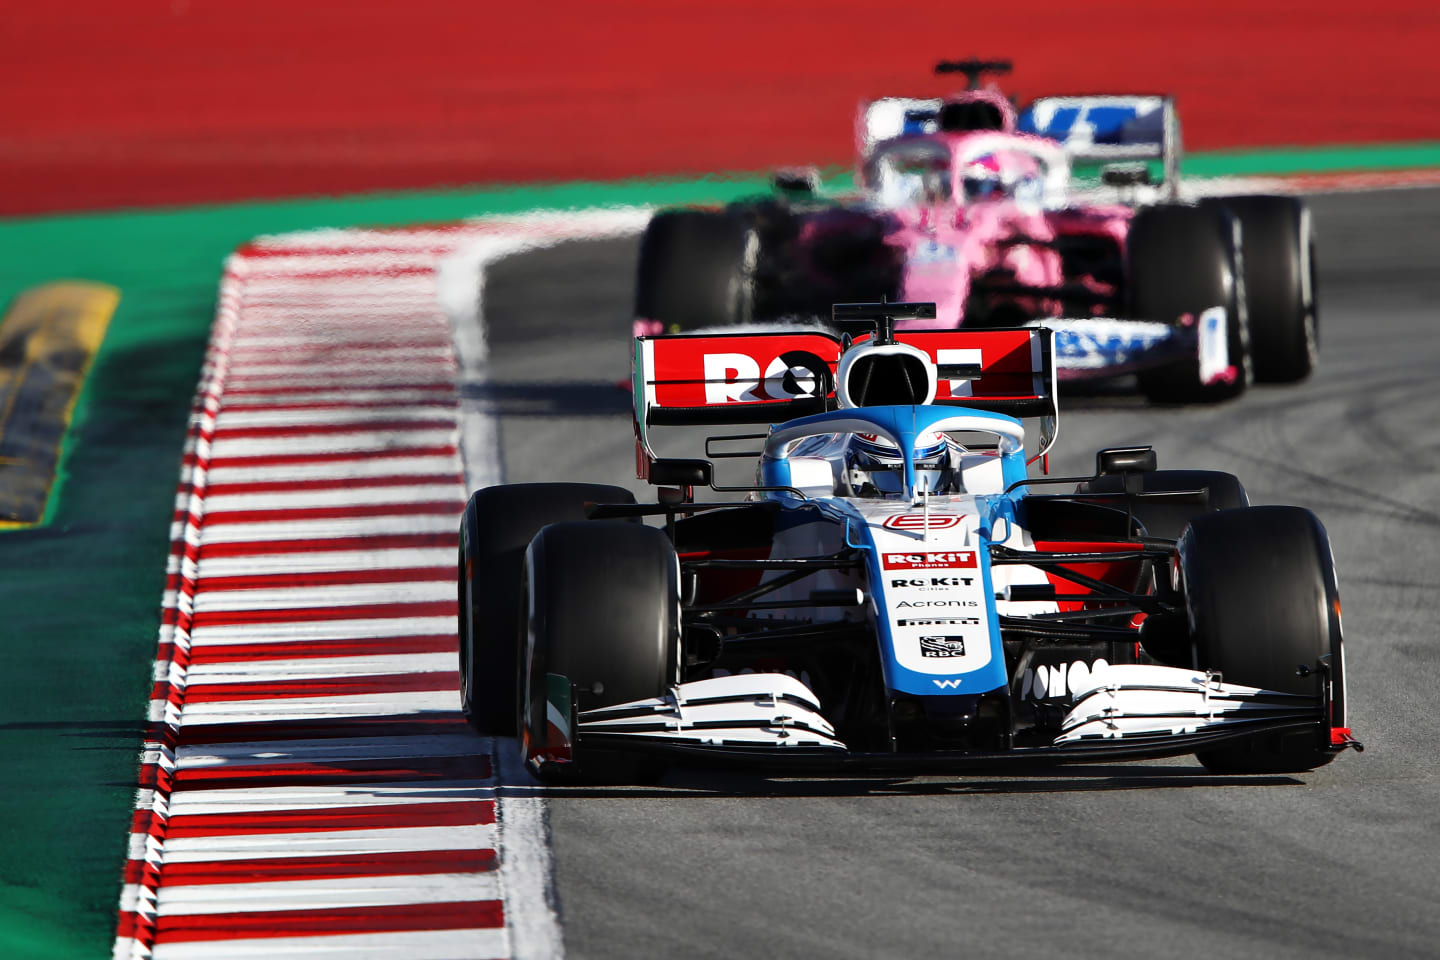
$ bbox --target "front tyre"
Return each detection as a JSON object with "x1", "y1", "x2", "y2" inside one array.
[
  {"x1": 1177, "y1": 506, "x2": 1346, "y2": 773},
  {"x1": 1203, "y1": 195, "x2": 1318, "y2": 383},
  {"x1": 521, "y1": 521, "x2": 680, "y2": 784},
  {"x1": 1128, "y1": 204, "x2": 1251, "y2": 404},
  {"x1": 458, "y1": 483, "x2": 636, "y2": 736}
]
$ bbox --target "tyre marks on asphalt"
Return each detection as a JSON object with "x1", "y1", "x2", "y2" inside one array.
[{"x1": 115, "y1": 212, "x2": 649, "y2": 960}]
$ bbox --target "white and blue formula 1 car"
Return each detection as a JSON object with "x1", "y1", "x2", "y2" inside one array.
[{"x1": 458, "y1": 302, "x2": 1359, "y2": 783}]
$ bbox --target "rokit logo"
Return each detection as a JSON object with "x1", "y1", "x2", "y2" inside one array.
[
  {"x1": 701, "y1": 350, "x2": 832, "y2": 404},
  {"x1": 890, "y1": 576, "x2": 974, "y2": 589},
  {"x1": 897, "y1": 617, "x2": 981, "y2": 628},
  {"x1": 882, "y1": 514, "x2": 963, "y2": 531},
  {"x1": 919, "y1": 635, "x2": 966, "y2": 658},
  {"x1": 883, "y1": 551, "x2": 977, "y2": 570}
]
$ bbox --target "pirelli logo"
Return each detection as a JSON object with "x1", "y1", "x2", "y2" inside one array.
[{"x1": 883, "y1": 550, "x2": 977, "y2": 570}]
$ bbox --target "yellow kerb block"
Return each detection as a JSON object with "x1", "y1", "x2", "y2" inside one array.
[{"x1": 0, "y1": 281, "x2": 120, "y2": 527}]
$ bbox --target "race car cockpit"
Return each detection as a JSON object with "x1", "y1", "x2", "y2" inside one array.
[
  {"x1": 780, "y1": 429, "x2": 971, "y2": 499},
  {"x1": 866, "y1": 139, "x2": 953, "y2": 208}
]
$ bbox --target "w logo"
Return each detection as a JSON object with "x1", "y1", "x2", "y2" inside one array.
[{"x1": 932, "y1": 678, "x2": 963, "y2": 690}]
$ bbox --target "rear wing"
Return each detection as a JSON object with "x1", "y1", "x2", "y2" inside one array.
[
  {"x1": 857, "y1": 59, "x2": 1016, "y2": 155},
  {"x1": 857, "y1": 97, "x2": 943, "y2": 155},
  {"x1": 632, "y1": 327, "x2": 1057, "y2": 477},
  {"x1": 1017, "y1": 95, "x2": 1181, "y2": 198}
]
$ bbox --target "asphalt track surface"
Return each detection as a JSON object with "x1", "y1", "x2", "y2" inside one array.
[{"x1": 483, "y1": 189, "x2": 1440, "y2": 960}]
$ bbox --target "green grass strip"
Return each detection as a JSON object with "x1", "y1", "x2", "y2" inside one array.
[{"x1": 1184, "y1": 140, "x2": 1440, "y2": 178}]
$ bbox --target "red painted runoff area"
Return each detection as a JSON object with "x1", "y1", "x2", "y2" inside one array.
[{"x1": 3, "y1": 0, "x2": 1438, "y2": 214}]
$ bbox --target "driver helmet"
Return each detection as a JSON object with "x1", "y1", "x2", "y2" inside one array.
[
  {"x1": 961, "y1": 153, "x2": 1006, "y2": 202},
  {"x1": 843, "y1": 430, "x2": 962, "y2": 498},
  {"x1": 921, "y1": 165, "x2": 950, "y2": 204}
]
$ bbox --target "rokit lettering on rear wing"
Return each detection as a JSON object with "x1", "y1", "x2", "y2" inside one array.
[{"x1": 632, "y1": 327, "x2": 1057, "y2": 473}]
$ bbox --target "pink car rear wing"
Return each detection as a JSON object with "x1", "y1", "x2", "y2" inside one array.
[{"x1": 1018, "y1": 94, "x2": 1182, "y2": 199}]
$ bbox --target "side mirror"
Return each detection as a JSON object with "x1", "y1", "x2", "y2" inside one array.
[
  {"x1": 648, "y1": 458, "x2": 713, "y2": 487},
  {"x1": 771, "y1": 166, "x2": 822, "y2": 197},
  {"x1": 1100, "y1": 163, "x2": 1152, "y2": 187},
  {"x1": 1096, "y1": 446, "x2": 1157, "y2": 476}
]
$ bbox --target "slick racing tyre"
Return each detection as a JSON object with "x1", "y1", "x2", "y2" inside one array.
[
  {"x1": 1202, "y1": 195, "x2": 1318, "y2": 383},
  {"x1": 1076, "y1": 469, "x2": 1248, "y2": 540},
  {"x1": 521, "y1": 521, "x2": 680, "y2": 784},
  {"x1": 458, "y1": 483, "x2": 635, "y2": 736},
  {"x1": 634, "y1": 209, "x2": 756, "y2": 331},
  {"x1": 1127, "y1": 204, "x2": 1251, "y2": 404},
  {"x1": 1177, "y1": 506, "x2": 1346, "y2": 773}
]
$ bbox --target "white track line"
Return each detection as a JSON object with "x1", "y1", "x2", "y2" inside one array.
[
  {"x1": 214, "y1": 407, "x2": 459, "y2": 428},
  {"x1": 193, "y1": 515, "x2": 459, "y2": 542},
  {"x1": 167, "y1": 692, "x2": 458, "y2": 724},
  {"x1": 203, "y1": 431, "x2": 458, "y2": 457},
  {"x1": 149, "y1": 929, "x2": 508, "y2": 960},
  {"x1": 192, "y1": 583, "x2": 454, "y2": 611},
  {"x1": 150, "y1": 825, "x2": 493, "y2": 860},
  {"x1": 204, "y1": 457, "x2": 461, "y2": 484},
  {"x1": 179, "y1": 735, "x2": 482, "y2": 768},
  {"x1": 195, "y1": 550, "x2": 454, "y2": 578},
  {"x1": 220, "y1": 390, "x2": 458, "y2": 408},
  {"x1": 183, "y1": 654, "x2": 456, "y2": 683},
  {"x1": 169, "y1": 783, "x2": 496, "y2": 813},
  {"x1": 187, "y1": 617, "x2": 457, "y2": 645},
  {"x1": 153, "y1": 875, "x2": 501, "y2": 915},
  {"x1": 203, "y1": 486, "x2": 463, "y2": 511}
]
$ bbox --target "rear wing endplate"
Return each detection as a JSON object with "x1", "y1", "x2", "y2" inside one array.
[{"x1": 857, "y1": 97, "x2": 943, "y2": 155}]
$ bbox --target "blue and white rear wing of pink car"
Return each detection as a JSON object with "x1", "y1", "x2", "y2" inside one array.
[
  {"x1": 1018, "y1": 94, "x2": 1182, "y2": 198},
  {"x1": 1040, "y1": 310, "x2": 1231, "y2": 386}
]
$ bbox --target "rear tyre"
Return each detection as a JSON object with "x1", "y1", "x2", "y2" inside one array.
[
  {"x1": 1127, "y1": 204, "x2": 1250, "y2": 403},
  {"x1": 634, "y1": 209, "x2": 755, "y2": 331},
  {"x1": 458, "y1": 483, "x2": 636, "y2": 736},
  {"x1": 1177, "y1": 506, "x2": 1346, "y2": 773},
  {"x1": 1203, "y1": 195, "x2": 1317, "y2": 383},
  {"x1": 1075, "y1": 469, "x2": 1248, "y2": 540},
  {"x1": 521, "y1": 521, "x2": 680, "y2": 784}
]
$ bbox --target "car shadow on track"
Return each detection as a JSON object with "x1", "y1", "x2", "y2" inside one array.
[
  {"x1": 461, "y1": 381, "x2": 632, "y2": 417},
  {"x1": 530, "y1": 763, "x2": 1305, "y2": 799},
  {"x1": 438, "y1": 736, "x2": 1309, "y2": 799},
  {"x1": 1053, "y1": 376, "x2": 1158, "y2": 412}
]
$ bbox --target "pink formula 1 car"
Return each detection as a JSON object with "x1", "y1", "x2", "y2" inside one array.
[{"x1": 635, "y1": 63, "x2": 1317, "y2": 403}]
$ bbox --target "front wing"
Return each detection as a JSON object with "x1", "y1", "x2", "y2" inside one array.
[{"x1": 531, "y1": 665, "x2": 1340, "y2": 773}]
